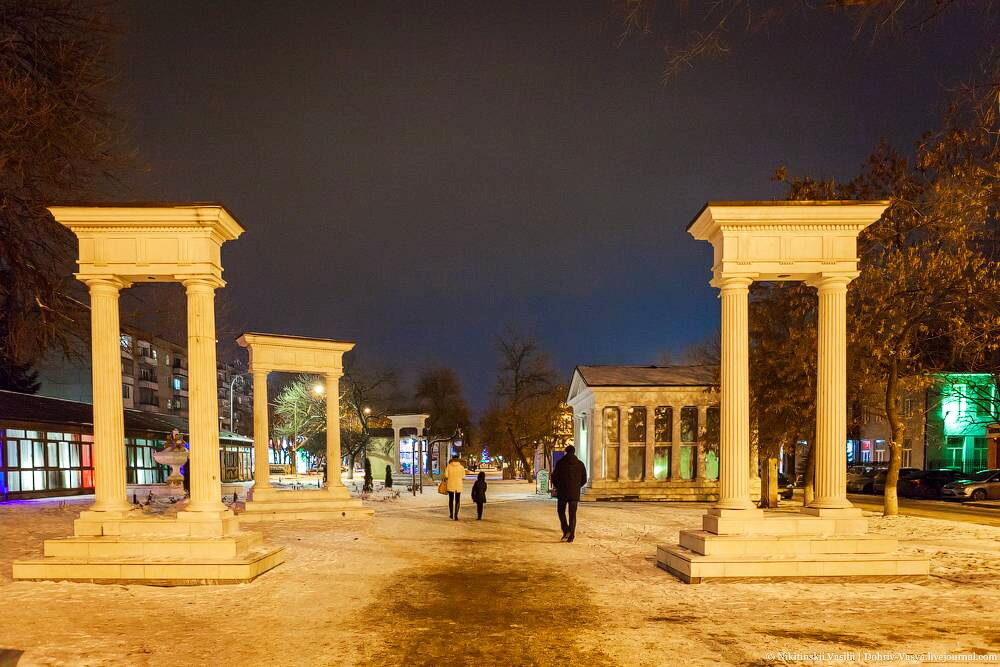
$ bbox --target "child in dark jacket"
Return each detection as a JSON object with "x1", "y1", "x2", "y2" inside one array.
[{"x1": 471, "y1": 471, "x2": 487, "y2": 520}]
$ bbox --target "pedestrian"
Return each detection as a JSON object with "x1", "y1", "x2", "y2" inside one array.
[
  {"x1": 444, "y1": 456, "x2": 467, "y2": 520},
  {"x1": 471, "y1": 471, "x2": 487, "y2": 520},
  {"x1": 549, "y1": 445, "x2": 587, "y2": 543}
]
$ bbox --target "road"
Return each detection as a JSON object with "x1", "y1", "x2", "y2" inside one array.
[{"x1": 845, "y1": 492, "x2": 1000, "y2": 527}]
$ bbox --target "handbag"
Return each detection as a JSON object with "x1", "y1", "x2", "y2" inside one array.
[{"x1": 437, "y1": 479, "x2": 448, "y2": 495}]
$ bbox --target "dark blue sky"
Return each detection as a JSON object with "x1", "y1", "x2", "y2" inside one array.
[{"x1": 116, "y1": 1, "x2": 993, "y2": 411}]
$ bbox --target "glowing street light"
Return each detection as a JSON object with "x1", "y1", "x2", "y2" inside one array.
[{"x1": 313, "y1": 383, "x2": 324, "y2": 395}]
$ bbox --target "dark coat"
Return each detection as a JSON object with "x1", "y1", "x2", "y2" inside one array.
[
  {"x1": 551, "y1": 453, "x2": 587, "y2": 501},
  {"x1": 471, "y1": 478, "x2": 487, "y2": 503}
]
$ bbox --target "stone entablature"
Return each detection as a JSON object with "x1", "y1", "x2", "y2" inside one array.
[
  {"x1": 50, "y1": 204, "x2": 242, "y2": 284},
  {"x1": 688, "y1": 201, "x2": 888, "y2": 282}
]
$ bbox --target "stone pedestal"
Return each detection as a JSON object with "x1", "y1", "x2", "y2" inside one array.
[
  {"x1": 583, "y1": 479, "x2": 719, "y2": 502},
  {"x1": 13, "y1": 510, "x2": 284, "y2": 585},
  {"x1": 240, "y1": 487, "x2": 373, "y2": 522},
  {"x1": 657, "y1": 508, "x2": 928, "y2": 583}
]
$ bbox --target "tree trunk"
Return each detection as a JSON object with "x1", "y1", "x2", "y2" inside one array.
[
  {"x1": 803, "y1": 441, "x2": 816, "y2": 506},
  {"x1": 759, "y1": 457, "x2": 779, "y2": 508},
  {"x1": 515, "y1": 446, "x2": 534, "y2": 482},
  {"x1": 347, "y1": 452, "x2": 356, "y2": 479},
  {"x1": 883, "y1": 359, "x2": 904, "y2": 516}
]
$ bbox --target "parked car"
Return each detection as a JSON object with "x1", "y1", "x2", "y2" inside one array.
[
  {"x1": 898, "y1": 469, "x2": 963, "y2": 499},
  {"x1": 872, "y1": 468, "x2": 922, "y2": 495},
  {"x1": 777, "y1": 473, "x2": 794, "y2": 500},
  {"x1": 846, "y1": 465, "x2": 886, "y2": 494},
  {"x1": 941, "y1": 469, "x2": 1000, "y2": 501}
]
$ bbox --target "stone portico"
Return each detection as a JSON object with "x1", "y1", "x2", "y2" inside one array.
[
  {"x1": 236, "y1": 333, "x2": 373, "y2": 521},
  {"x1": 13, "y1": 204, "x2": 284, "y2": 585},
  {"x1": 657, "y1": 200, "x2": 929, "y2": 583},
  {"x1": 568, "y1": 365, "x2": 727, "y2": 501}
]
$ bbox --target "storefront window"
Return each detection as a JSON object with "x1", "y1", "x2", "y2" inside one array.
[
  {"x1": 627, "y1": 407, "x2": 646, "y2": 443},
  {"x1": 680, "y1": 407, "x2": 698, "y2": 443},
  {"x1": 654, "y1": 407, "x2": 672, "y2": 443},
  {"x1": 603, "y1": 407, "x2": 620, "y2": 444},
  {"x1": 603, "y1": 407, "x2": 620, "y2": 481},
  {"x1": 653, "y1": 446, "x2": 670, "y2": 480}
]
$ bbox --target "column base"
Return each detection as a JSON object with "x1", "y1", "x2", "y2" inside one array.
[
  {"x1": 14, "y1": 509, "x2": 284, "y2": 585},
  {"x1": 657, "y1": 507, "x2": 928, "y2": 584},
  {"x1": 800, "y1": 506, "x2": 864, "y2": 519},
  {"x1": 240, "y1": 487, "x2": 373, "y2": 522},
  {"x1": 707, "y1": 507, "x2": 763, "y2": 519}
]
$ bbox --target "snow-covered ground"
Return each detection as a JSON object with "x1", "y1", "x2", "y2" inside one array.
[{"x1": 1, "y1": 480, "x2": 999, "y2": 666}]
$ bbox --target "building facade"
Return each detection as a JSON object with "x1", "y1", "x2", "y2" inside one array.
[
  {"x1": 0, "y1": 390, "x2": 253, "y2": 500},
  {"x1": 40, "y1": 325, "x2": 254, "y2": 436},
  {"x1": 567, "y1": 366, "x2": 722, "y2": 501},
  {"x1": 853, "y1": 373, "x2": 998, "y2": 473}
]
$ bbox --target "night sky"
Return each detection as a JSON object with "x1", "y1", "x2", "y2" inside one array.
[{"x1": 116, "y1": 1, "x2": 992, "y2": 410}]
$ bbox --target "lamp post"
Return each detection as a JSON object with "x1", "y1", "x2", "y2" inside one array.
[{"x1": 228, "y1": 373, "x2": 246, "y2": 435}]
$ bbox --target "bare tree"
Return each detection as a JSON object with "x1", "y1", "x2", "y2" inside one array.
[
  {"x1": 1, "y1": 0, "x2": 128, "y2": 389},
  {"x1": 774, "y1": 65, "x2": 1000, "y2": 515},
  {"x1": 613, "y1": 0, "x2": 990, "y2": 80},
  {"x1": 484, "y1": 330, "x2": 565, "y2": 481}
]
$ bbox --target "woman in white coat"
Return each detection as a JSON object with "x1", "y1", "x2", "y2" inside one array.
[{"x1": 444, "y1": 456, "x2": 467, "y2": 520}]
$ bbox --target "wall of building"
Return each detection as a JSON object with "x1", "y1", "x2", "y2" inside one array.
[{"x1": 569, "y1": 384, "x2": 721, "y2": 501}]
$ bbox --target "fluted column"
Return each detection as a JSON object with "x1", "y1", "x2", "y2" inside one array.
[
  {"x1": 592, "y1": 406, "x2": 605, "y2": 481},
  {"x1": 252, "y1": 369, "x2": 271, "y2": 491},
  {"x1": 809, "y1": 274, "x2": 855, "y2": 509},
  {"x1": 86, "y1": 278, "x2": 133, "y2": 513},
  {"x1": 183, "y1": 278, "x2": 227, "y2": 513},
  {"x1": 715, "y1": 276, "x2": 756, "y2": 510},
  {"x1": 324, "y1": 371, "x2": 348, "y2": 497}
]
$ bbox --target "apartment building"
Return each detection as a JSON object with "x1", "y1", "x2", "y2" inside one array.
[{"x1": 40, "y1": 327, "x2": 254, "y2": 436}]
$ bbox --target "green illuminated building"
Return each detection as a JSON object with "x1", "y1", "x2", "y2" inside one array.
[{"x1": 925, "y1": 373, "x2": 998, "y2": 473}]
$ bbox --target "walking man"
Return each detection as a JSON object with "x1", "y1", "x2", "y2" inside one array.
[{"x1": 550, "y1": 445, "x2": 587, "y2": 542}]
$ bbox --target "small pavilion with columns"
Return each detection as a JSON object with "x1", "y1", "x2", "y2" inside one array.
[
  {"x1": 567, "y1": 365, "x2": 737, "y2": 501},
  {"x1": 236, "y1": 333, "x2": 373, "y2": 521},
  {"x1": 13, "y1": 204, "x2": 285, "y2": 584},
  {"x1": 388, "y1": 414, "x2": 429, "y2": 475},
  {"x1": 657, "y1": 200, "x2": 929, "y2": 583}
]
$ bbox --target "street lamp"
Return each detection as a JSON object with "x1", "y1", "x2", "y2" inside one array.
[{"x1": 228, "y1": 373, "x2": 247, "y2": 434}]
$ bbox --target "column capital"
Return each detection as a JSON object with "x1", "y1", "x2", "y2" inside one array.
[
  {"x1": 806, "y1": 272, "x2": 858, "y2": 290},
  {"x1": 710, "y1": 274, "x2": 756, "y2": 291},
  {"x1": 182, "y1": 275, "x2": 226, "y2": 290},
  {"x1": 323, "y1": 370, "x2": 344, "y2": 380},
  {"x1": 82, "y1": 276, "x2": 131, "y2": 291}
]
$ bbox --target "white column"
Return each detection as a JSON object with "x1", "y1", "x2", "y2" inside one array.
[
  {"x1": 325, "y1": 371, "x2": 348, "y2": 497},
  {"x1": 252, "y1": 369, "x2": 271, "y2": 491},
  {"x1": 86, "y1": 278, "x2": 133, "y2": 514},
  {"x1": 714, "y1": 276, "x2": 756, "y2": 511},
  {"x1": 591, "y1": 406, "x2": 604, "y2": 481},
  {"x1": 183, "y1": 278, "x2": 227, "y2": 513},
  {"x1": 809, "y1": 274, "x2": 855, "y2": 510},
  {"x1": 392, "y1": 427, "x2": 400, "y2": 472}
]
